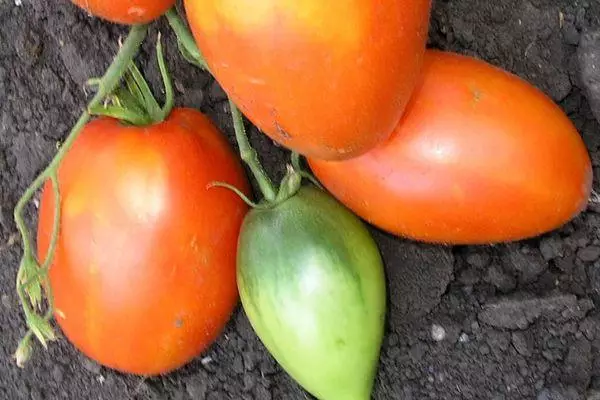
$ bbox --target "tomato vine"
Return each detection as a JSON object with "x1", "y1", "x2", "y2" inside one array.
[{"x1": 13, "y1": 24, "x2": 149, "y2": 367}]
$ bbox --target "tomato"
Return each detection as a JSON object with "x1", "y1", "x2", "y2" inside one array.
[
  {"x1": 70, "y1": 0, "x2": 175, "y2": 24},
  {"x1": 237, "y1": 184, "x2": 386, "y2": 399},
  {"x1": 309, "y1": 50, "x2": 593, "y2": 245},
  {"x1": 183, "y1": 0, "x2": 432, "y2": 161},
  {"x1": 37, "y1": 108, "x2": 250, "y2": 375}
]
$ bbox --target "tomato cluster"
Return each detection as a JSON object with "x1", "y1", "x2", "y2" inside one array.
[{"x1": 15, "y1": 1, "x2": 592, "y2": 399}]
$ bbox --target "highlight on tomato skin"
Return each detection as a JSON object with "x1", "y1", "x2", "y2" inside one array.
[
  {"x1": 70, "y1": 0, "x2": 176, "y2": 25},
  {"x1": 36, "y1": 108, "x2": 251, "y2": 376},
  {"x1": 308, "y1": 50, "x2": 594, "y2": 245},
  {"x1": 183, "y1": 0, "x2": 433, "y2": 161}
]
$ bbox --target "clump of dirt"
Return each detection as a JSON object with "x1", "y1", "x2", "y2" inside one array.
[{"x1": 1, "y1": 0, "x2": 599, "y2": 399}]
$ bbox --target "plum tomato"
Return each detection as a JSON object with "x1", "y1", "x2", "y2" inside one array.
[
  {"x1": 37, "y1": 108, "x2": 250, "y2": 375},
  {"x1": 183, "y1": 0, "x2": 433, "y2": 161},
  {"x1": 309, "y1": 50, "x2": 593, "y2": 244}
]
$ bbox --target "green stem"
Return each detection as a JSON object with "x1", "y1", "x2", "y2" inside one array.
[
  {"x1": 165, "y1": 7, "x2": 209, "y2": 71},
  {"x1": 12, "y1": 24, "x2": 148, "y2": 365},
  {"x1": 291, "y1": 152, "x2": 302, "y2": 171},
  {"x1": 229, "y1": 99, "x2": 277, "y2": 202},
  {"x1": 156, "y1": 36, "x2": 175, "y2": 121},
  {"x1": 40, "y1": 173, "x2": 60, "y2": 271},
  {"x1": 207, "y1": 182, "x2": 265, "y2": 209},
  {"x1": 290, "y1": 152, "x2": 323, "y2": 189}
]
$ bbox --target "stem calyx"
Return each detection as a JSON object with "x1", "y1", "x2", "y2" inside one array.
[{"x1": 89, "y1": 35, "x2": 174, "y2": 126}]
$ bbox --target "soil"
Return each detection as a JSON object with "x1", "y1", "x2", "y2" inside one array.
[{"x1": 1, "y1": 0, "x2": 600, "y2": 399}]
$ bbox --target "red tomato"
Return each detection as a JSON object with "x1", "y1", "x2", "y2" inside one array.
[
  {"x1": 37, "y1": 108, "x2": 250, "y2": 375},
  {"x1": 309, "y1": 50, "x2": 593, "y2": 245},
  {"x1": 184, "y1": 0, "x2": 432, "y2": 161},
  {"x1": 70, "y1": 0, "x2": 175, "y2": 24}
]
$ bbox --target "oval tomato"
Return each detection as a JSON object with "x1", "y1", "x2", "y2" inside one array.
[
  {"x1": 309, "y1": 50, "x2": 593, "y2": 245},
  {"x1": 183, "y1": 0, "x2": 432, "y2": 161},
  {"x1": 37, "y1": 108, "x2": 250, "y2": 375},
  {"x1": 237, "y1": 185, "x2": 386, "y2": 399},
  {"x1": 70, "y1": 0, "x2": 175, "y2": 24}
]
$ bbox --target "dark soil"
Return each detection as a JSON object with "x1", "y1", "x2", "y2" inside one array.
[{"x1": 1, "y1": 0, "x2": 600, "y2": 399}]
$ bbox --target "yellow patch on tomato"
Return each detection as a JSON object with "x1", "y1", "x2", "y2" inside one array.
[
  {"x1": 63, "y1": 181, "x2": 92, "y2": 218},
  {"x1": 194, "y1": 0, "x2": 365, "y2": 49}
]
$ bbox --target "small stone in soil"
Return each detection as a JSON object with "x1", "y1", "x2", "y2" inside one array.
[
  {"x1": 459, "y1": 333, "x2": 470, "y2": 343},
  {"x1": 431, "y1": 324, "x2": 446, "y2": 342}
]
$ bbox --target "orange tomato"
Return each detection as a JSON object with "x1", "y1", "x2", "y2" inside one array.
[
  {"x1": 309, "y1": 50, "x2": 593, "y2": 245},
  {"x1": 70, "y1": 0, "x2": 175, "y2": 24},
  {"x1": 37, "y1": 108, "x2": 250, "y2": 375},
  {"x1": 184, "y1": 0, "x2": 432, "y2": 161}
]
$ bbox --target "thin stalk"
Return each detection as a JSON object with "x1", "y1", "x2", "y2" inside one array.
[
  {"x1": 165, "y1": 7, "x2": 209, "y2": 71},
  {"x1": 156, "y1": 36, "x2": 175, "y2": 121},
  {"x1": 229, "y1": 99, "x2": 277, "y2": 202},
  {"x1": 207, "y1": 182, "x2": 264, "y2": 209},
  {"x1": 12, "y1": 24, "x2": 148, "y2": 366}
]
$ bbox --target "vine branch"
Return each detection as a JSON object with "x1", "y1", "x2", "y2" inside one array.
[
  {"x1": 229, "y1": 100, "x2": 278, "y2": 202},
  {"x1": 13, "y1": 24, "x2": 149, "y2": 367},
  {"x1": 165, "y1": 7, "x2": 210, "y2": 71}
]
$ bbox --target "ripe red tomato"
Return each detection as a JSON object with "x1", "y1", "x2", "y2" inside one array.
[
  {"x1": 37, "y1": 108, "x2": 250, "y2": 375},
  {"x1": 70, "y1": 0, "x2": 175, "y2": 24},
  {"x1": 184, "y1": 0, "x2": 432, "y2": 161},
  {"x1": 309, "y1": 50, "x2": 593, "y2": 245}
]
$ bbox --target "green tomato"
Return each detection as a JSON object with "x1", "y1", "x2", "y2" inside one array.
[{"x1": 237, "y1": 184, "x2": 386, "y2": 400}]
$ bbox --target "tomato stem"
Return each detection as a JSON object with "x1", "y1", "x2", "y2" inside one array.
[
  {"x1": 12, "y1": 24, "x2": 148, "y2": 367},
  {"x1": 88, "y1": 36, "x2": 174, "y2": 125},
  {"x1": 290, "y1": 152, "x2": 323, "y2": 189},
  {"x1": 156, "y1": 35, "x2": 175, "y2": 121},
  {"x1": 207, "y1": 182, "x2": 268, "y2": 209},
  {"x1": 229, "y1": 99, "x2": 278, "y2": 202},
  {"x1": 165, "y1": 7, "x2": 210, "y2": 71}
]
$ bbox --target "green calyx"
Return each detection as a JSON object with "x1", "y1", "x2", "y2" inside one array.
[
  {"x1": 213, "y1": 100, "x2": 321, "y2": 210},
  {"x1": 88, "y1": 34, "x2": 174, "y2": 126}
]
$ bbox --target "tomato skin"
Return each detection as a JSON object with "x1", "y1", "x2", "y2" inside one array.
[
  {"x1": 184, "y1": 0, "x2": 432, "y2": 161},
  {"x1": 309, "y1": 50, "x2": 593, "y2": 245},
  {"x1": 237, "y1": 185, "x2": 386, "y2": 400},
  {"x1": 70, "y1": 0, "x2": 175, "y2": 24},
  {"x1": 37, "y1": 108, "x2": 250, "y2": 375}
]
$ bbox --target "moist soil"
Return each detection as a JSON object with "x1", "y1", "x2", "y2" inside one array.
[{"x1": 2, "y1": 0, "x2": 600, "y2": 399}]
